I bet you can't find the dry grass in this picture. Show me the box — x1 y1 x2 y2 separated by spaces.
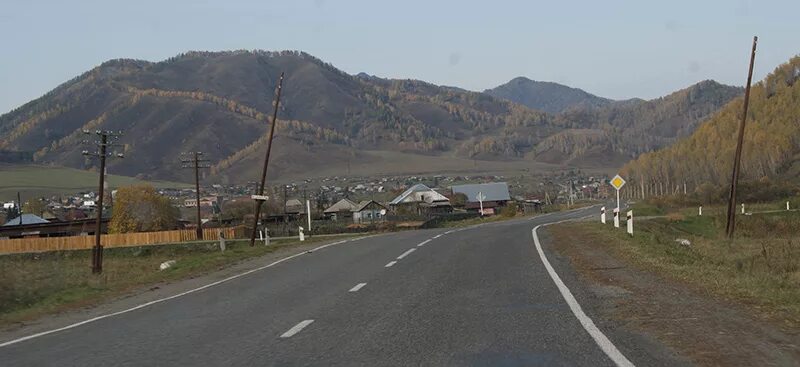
0 235 356 327
558 209 800 326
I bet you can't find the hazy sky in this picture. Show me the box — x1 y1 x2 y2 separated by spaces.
1 0 798 113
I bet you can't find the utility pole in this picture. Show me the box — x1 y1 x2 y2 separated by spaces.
16 192 22 225
725 36 758 239
249 72 285 247
181 152 211 240
82 129 124 274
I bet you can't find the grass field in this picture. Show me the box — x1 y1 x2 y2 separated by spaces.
557 201 800 326
0 235 359 327
0 164 189 201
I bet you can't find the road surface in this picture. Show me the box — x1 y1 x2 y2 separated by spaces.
0 206 682 366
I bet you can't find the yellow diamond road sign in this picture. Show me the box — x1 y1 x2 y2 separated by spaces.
610 175 626 190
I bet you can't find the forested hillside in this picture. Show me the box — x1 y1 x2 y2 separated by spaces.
485 77 612 114
621 55 800 198
0 49 742 182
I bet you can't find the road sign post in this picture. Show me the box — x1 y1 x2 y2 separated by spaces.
476 192 486 217
610 174 626 220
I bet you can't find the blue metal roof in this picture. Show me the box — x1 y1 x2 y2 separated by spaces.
3 214 50 226
451 182 511 202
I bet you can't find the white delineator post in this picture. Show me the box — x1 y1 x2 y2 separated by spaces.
626 210 633 236
601 206 606 224
741 203 745 214
787 201 791 211
699 206 703 216
299 226 305 242
306 200 312 233
613 208 620 228
265 227 269 246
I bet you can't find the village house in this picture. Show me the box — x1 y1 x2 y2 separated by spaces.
451 182 511 216
352 200 388 224
389 184 452 216
323 198 358 221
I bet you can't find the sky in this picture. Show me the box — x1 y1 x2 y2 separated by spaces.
1 0 798 113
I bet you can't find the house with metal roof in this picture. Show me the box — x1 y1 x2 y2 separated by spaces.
2 213 50 226
451 182 512 215
323 198 358 221
389 184 452 215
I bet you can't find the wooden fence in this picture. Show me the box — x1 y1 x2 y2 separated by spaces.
0 227 243 254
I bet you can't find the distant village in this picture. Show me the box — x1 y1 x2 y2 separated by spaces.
1 172 612 239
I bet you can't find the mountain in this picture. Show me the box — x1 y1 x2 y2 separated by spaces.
0 50 742 183
485 77 612 114
0 50 560 182
535 80 743 166
621 55 800 196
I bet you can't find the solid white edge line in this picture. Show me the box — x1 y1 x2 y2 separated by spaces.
0 236 367 348
349 283 367 292
531 223 634 367
280 319 314 338
385 261 397 267
396 248 416 260
417 239 432 247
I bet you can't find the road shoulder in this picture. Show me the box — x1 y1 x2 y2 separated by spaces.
545 223 800 366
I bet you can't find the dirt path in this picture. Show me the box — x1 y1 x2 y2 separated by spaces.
546 224 800 366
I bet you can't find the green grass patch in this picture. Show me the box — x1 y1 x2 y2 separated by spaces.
0 164 189 201
0 235 358 326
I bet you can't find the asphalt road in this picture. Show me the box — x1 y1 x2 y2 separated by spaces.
0 206 682 366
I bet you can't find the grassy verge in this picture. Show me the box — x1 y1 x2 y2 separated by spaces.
0 235 358 327
555 208 800 326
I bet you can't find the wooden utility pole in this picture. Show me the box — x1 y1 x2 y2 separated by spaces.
82 130 124 274
725 36 758 239
181 152 211 240
249 73 285 247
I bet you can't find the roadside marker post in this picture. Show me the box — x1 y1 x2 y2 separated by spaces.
626 211 633 236
601 206 606 224
613 208 620 228
787 201 790 211
699 206 703 216
299 226 305 242
741 203 745 214
306 200 312 234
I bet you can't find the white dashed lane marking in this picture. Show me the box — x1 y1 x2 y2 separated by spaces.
349 283 367 292
280 320 314 338
396 248 416 260
385 261 397 268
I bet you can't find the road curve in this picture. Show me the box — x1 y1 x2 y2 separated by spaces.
0 206 683 366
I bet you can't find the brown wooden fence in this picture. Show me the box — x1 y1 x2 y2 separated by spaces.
0 227 243 254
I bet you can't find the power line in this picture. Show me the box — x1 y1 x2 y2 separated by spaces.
181 152 211 240
82 129 124 274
